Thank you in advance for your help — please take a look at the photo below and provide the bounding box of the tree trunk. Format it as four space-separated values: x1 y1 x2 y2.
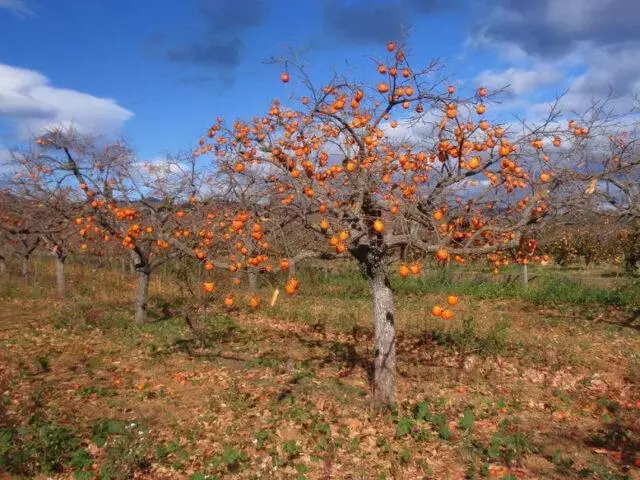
55 255 66 297
22 255 29 281
519 263 528 288
134 269 151 324
248 270 258 291
0 257 5 276
624 252 639 276
129 253 136 275
369 264 396 408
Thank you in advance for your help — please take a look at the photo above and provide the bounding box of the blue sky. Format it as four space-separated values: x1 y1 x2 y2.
1 0 639 161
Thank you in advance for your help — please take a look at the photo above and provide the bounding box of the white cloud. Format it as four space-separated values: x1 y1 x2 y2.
466 32 528 62
524 45 640 118
0 0 33 17
562 46 640 106
380 110 441 144
0 147 12 165
467 0 640 123
134 158 186 178
544 0 610 34
0 64 133 140
475 66 561 96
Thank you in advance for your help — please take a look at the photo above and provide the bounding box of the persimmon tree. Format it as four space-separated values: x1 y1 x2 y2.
198 41 637 407
586 131 640 274
24 131 226 322
0 193 45 281
540 222 618 267
6 147 89 296
543 100 640 273
25 129 299 322
0 230 9 275
6 129 283 326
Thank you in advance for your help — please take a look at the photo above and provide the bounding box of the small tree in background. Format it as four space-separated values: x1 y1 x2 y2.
23 132 213 322
0 193 44 281
546 100 640 274
588 131 640 274
6 147 88 297
24 131 300 322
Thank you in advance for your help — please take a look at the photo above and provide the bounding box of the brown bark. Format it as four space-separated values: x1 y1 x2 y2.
129 252 136 275
55 255 66 297
519 263 528 288
248 270 258 291
369 263 396 408
134 269 151 324
22 255 29 281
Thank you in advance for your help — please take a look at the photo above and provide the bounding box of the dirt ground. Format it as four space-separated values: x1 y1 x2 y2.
0 266 639 479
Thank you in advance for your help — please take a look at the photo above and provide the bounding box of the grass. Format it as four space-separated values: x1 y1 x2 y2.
0 259 638 478
311 265 640 308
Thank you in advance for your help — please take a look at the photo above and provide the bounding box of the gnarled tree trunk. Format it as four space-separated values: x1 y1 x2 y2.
519 263 528 288
22 255 29 281
368 263 396 408
55 254 66 297
248 270 258 292
129 252 137 275
134 268 151 324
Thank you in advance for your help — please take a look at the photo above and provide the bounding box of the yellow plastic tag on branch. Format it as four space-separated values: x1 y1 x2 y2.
270 288 280 307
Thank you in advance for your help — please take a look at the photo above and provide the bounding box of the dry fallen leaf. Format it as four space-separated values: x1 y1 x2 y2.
346 418 362 437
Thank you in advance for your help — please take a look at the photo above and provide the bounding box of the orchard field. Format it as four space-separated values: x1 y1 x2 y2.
1 258 638 479
1 13 640 480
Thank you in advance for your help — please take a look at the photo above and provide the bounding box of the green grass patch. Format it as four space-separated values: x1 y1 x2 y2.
307 268 640 308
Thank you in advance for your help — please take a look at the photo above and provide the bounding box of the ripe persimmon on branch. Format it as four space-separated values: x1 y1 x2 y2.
200 41 638 408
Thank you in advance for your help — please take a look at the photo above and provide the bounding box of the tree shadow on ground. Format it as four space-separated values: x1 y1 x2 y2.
291 331 374 385
600 308 640 332
586 407 640 467
542 402 640 474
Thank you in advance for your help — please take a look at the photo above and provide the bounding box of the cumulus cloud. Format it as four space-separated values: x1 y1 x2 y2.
0 0 33 17
520 45 640 120
473 0 640 59
134 157 186 178
475 66 561 96
380 114 440 144
0 147 12 165
470 0 640 118
563 45 640 101
0 64 133 140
